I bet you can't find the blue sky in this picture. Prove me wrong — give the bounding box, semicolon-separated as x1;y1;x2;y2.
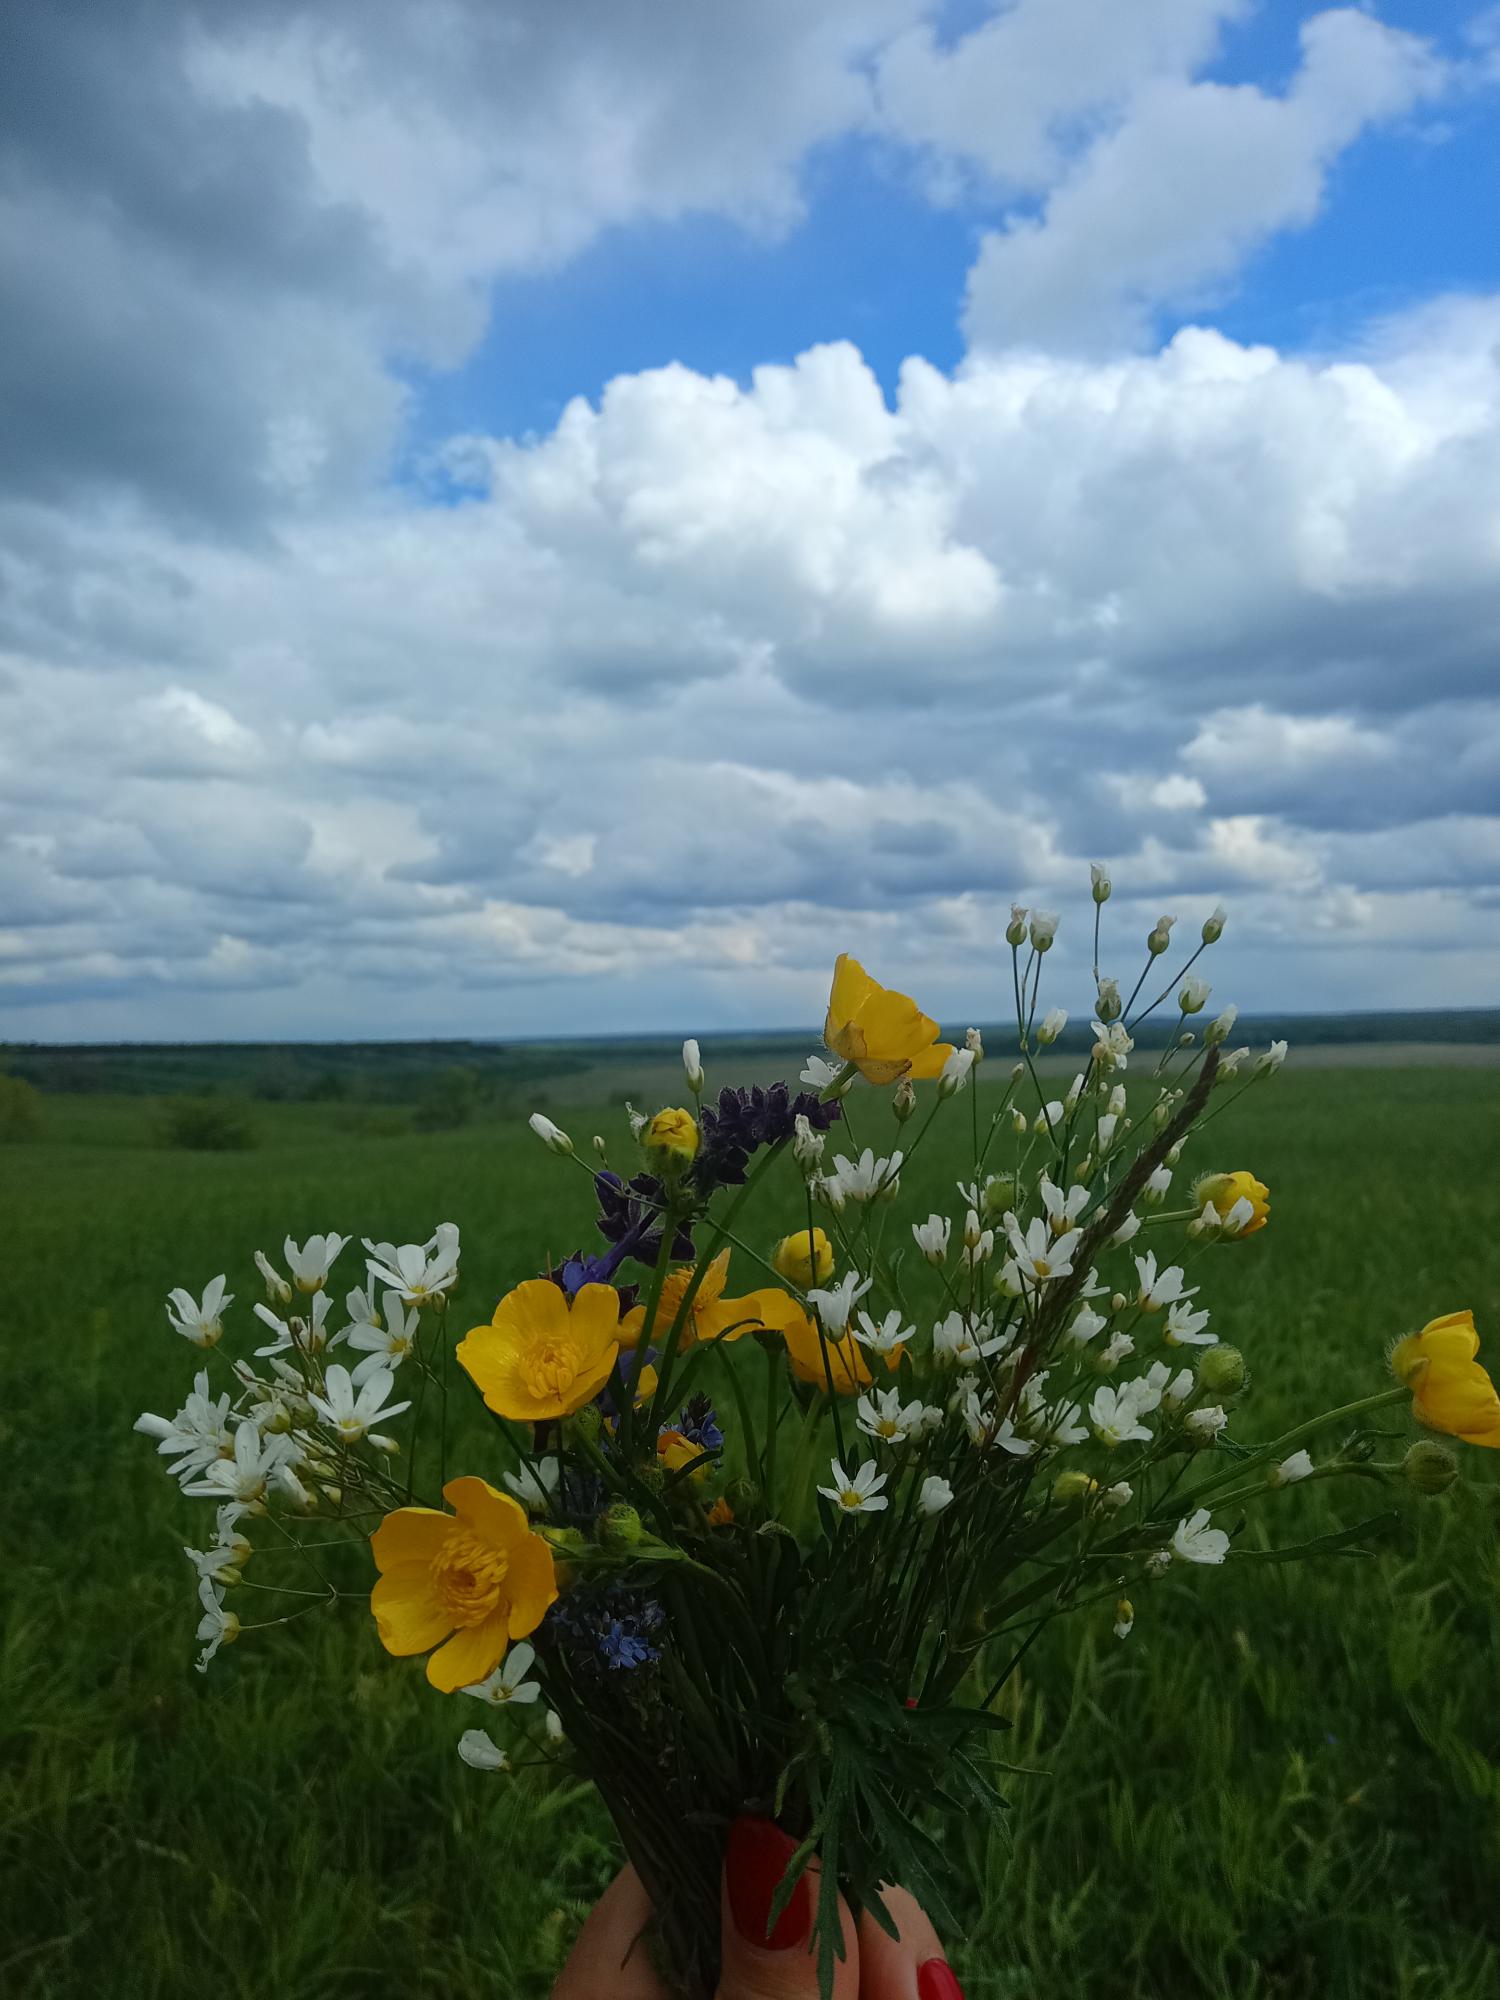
2;1;1499;1043
413;0;1500;447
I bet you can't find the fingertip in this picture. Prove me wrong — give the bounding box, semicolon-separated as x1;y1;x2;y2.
854;1885;952;1999
718;1817;860;1997
553;1864;667;1999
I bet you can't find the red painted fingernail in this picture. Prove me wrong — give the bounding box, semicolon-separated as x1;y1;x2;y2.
918;1959;965;2000
726;1815;810;1950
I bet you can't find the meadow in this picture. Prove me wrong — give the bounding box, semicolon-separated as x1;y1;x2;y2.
3;1059;1498;1999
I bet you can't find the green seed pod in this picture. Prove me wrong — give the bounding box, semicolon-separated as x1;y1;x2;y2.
1403;1439;1459;1496
1196;1345;1246;1396
598;1503;647;1551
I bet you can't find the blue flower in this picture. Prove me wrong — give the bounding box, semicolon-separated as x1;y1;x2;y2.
674;1393;723;1453
600;1619;658;1671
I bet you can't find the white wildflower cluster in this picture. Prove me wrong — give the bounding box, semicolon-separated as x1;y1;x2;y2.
135;1224;461;1673
785;879;1305;1646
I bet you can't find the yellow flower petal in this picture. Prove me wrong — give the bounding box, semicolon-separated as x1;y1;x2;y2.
443;1476;527;1549
371;1561;452;1656
503;1531;560;1638
370;1506;451;1573
783;1310;871;1393
426;1607;511;1693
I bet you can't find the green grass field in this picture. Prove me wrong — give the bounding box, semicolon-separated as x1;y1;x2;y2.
4;1064;1499;1999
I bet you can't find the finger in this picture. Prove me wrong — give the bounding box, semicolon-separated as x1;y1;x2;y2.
717;1816;860;2000
553;1864;671;2000
855;1885;962;1999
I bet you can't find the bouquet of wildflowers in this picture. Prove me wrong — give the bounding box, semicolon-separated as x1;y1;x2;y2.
136;876;1500;1998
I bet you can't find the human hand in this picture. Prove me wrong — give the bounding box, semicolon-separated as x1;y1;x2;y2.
552;1816;963;1998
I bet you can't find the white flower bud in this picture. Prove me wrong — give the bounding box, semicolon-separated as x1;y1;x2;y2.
1095;977;1122;1023
965;1027;984;1060
1030;910;1060;951
1205;1004;1237;1046
1037;1007;1067;1047
912;1214;950;1265
1005;903;1028;948
892;1077;917;1123
1178;975;1211;1015
1268;1449;1314;1487
592;1134;607;1158
1090;862;1112;904
529;1113;573;1156
792;1113;826;1173
1185;1405;1227;1446
814;1172;847;1216
1202;903;1227;945
939;1046;976;1098
1256;1039;1288;1076
1107;1084;1126;1117
681;1038;704;1092
1011;1107;1030;1136
1147;916;1176;956
1142;1164;1172;1206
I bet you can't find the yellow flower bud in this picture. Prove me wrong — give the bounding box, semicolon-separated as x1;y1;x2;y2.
644;1106;699;1163
771;1227;834;1289
1193;1170;1270;1237
1391;1311;1500;1448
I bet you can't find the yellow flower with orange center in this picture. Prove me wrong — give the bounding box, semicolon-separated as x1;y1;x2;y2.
457;1280;620;1421
1391;1310;1500;1448
823;953;954;1086
370;1476;557;1692
618;1248;799;1351
1196;1170;1270;1236
771;1227;834;1289
783;1309;872;1395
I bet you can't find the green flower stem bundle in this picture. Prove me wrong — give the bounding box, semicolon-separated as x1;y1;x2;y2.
135;880;1500;2000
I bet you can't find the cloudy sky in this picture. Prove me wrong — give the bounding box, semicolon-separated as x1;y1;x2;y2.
5;0;1499;1044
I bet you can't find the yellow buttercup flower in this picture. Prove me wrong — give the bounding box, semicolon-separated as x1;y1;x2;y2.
771;1227;834;1289
619;1249;798;1351
370;1476;557;1692
644;1106;699;1161
1196;1169;1270;1236
458;1280;620;1421
824;953;954;1086
783;1309;872;1394
1391;1310;1500;1449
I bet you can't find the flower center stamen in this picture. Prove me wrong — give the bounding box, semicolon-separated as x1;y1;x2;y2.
433;1530;509;1627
